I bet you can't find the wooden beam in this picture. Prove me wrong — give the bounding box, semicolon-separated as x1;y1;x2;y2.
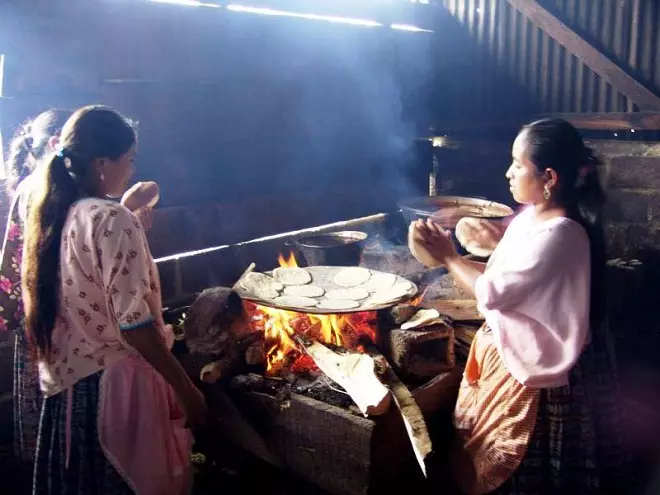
430;111;660;133
505;0;660;111
540;112;660;131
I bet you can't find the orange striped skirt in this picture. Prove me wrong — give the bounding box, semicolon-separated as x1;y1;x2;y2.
450;327;540;494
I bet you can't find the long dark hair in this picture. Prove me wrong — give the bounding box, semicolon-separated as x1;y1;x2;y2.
4;109;72;195
519;118;607;328
23;106;136;359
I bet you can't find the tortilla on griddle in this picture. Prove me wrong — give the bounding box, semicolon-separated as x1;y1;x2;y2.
283;285;325;298
333;267;371;287
273;295;318;308
359;272;397;293
240;272;284;294
316;299;360;310
369;281;414;306
325;288;370;301
252;287;280;300
273;267;313;286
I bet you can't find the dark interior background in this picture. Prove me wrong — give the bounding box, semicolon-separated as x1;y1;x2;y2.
0;0;537;220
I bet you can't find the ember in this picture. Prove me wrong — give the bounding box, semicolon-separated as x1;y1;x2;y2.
245;251;378;375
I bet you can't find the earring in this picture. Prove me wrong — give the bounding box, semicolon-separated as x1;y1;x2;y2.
100;174;105;181
543;184;551;200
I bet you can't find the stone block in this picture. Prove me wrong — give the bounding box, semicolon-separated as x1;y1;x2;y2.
608;157;660;190
606;223;660;258
604;190;660;223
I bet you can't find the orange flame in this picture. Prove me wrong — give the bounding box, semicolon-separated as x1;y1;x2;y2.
409;286;428;307
277;251;298;268
250;251;379;375
246;301;377;375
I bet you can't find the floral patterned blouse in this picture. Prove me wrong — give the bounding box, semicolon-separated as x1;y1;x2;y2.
0;179;31;334
38;198;162;397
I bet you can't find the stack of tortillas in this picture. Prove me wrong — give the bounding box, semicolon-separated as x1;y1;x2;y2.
454;217;496;257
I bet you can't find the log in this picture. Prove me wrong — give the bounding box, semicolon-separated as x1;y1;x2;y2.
373;354;433;478
199;346;241;384
424;299;483;322
294;336;391;417
382;303;419;326
184;286;248;355
387;324;455;378
245;340;266;366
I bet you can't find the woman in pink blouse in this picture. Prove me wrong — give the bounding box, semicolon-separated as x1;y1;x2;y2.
22;105;206;494
415;119;628;494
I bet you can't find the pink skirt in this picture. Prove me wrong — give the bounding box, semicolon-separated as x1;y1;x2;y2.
98;355;194;495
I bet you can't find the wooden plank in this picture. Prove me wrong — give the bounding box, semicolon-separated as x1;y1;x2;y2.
505;0;660;110
430;110;660;133
423;299;484;323
540;111;660;131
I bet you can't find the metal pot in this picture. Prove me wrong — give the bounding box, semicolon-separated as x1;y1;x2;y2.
295;231;368;267
398;195;514;228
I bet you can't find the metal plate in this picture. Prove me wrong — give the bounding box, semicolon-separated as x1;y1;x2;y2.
236;266;418;314
398;195;514;224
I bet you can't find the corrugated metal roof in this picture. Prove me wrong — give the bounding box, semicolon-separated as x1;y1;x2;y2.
439;0;660;113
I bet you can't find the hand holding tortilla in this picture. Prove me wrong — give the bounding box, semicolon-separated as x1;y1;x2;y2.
120;181;160;232
454;217;506;257
133;206;154;231
408;219;457;268
121;181;160;211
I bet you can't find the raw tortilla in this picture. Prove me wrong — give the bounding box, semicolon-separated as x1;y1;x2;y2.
359;273;397;293
369;281;414;306
400;309;444;330
316;299;360;310
273;295;318;308
325;288;370;301
455;217;496;258
283;285;325;298
252;287;280;300
408;222;443;269
333;267;371;287
240;272;284;294
273;267;313;286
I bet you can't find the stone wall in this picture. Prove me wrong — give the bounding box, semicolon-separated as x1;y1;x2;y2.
593;140;660;258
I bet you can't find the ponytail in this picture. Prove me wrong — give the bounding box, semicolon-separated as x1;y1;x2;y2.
570;149;607;328
22;152;81;359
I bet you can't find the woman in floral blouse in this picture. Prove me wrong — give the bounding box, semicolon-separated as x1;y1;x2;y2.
1;109;72;463
23;105;206;494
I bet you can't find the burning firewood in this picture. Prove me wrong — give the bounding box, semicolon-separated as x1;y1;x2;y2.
245;340;266;366
293;335;391;417
373;354;433;478
185;287;250;355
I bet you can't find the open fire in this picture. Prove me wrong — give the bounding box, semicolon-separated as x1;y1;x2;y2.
245;252;378;376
